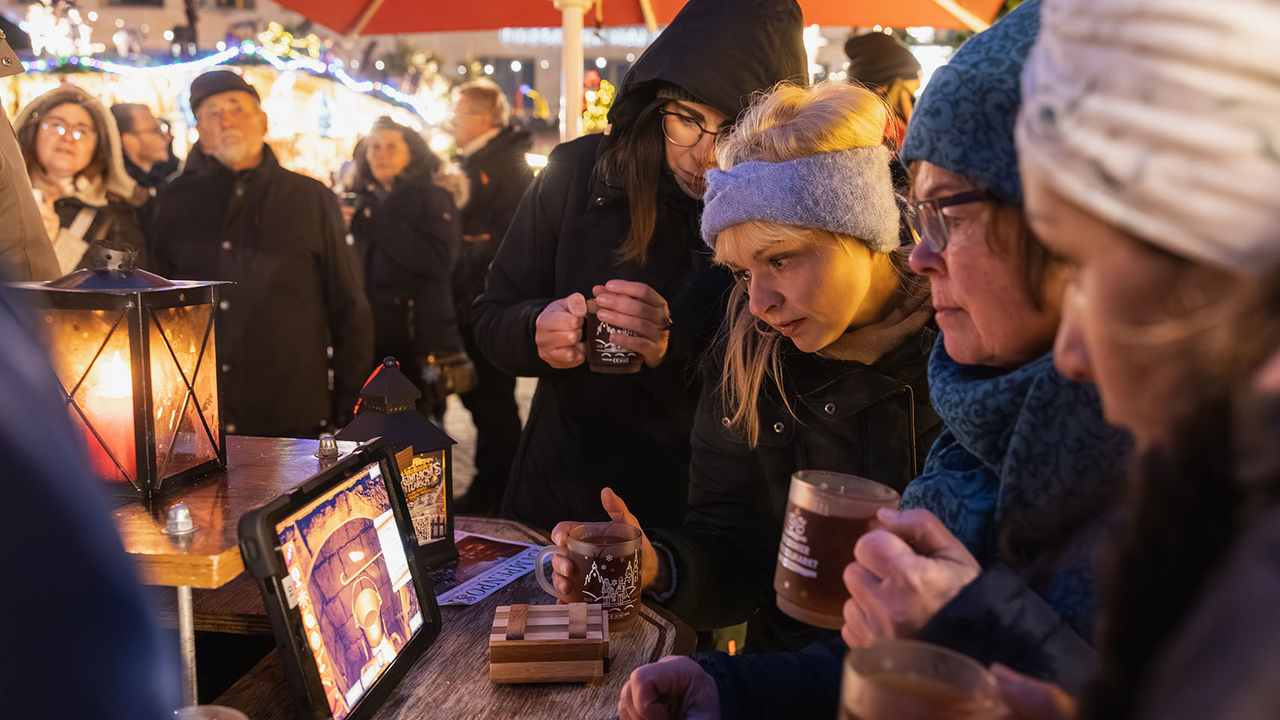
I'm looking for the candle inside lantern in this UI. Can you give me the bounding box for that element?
[83,350,136,482]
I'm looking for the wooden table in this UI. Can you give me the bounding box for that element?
[115,435,360,703]
[115,435,359,588]
[215,516,696,720]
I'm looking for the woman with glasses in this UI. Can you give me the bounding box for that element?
[15,86,148,274]
[471,0,807,532]
[615,4,1129,719]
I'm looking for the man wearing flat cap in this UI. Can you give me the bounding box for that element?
[147,70,373,438]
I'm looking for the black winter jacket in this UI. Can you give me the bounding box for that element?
[351,172,463,354]
[455,127,534,326]
[471,0,808,531]
[148,144,374,438]
[649,327,942,652]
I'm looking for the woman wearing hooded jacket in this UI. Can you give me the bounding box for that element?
[472,0,807,531]
[347,116,476,408]
[15,86,147,274]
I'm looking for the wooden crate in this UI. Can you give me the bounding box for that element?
[489,603,610,683]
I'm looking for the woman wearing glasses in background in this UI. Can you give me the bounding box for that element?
[471,0,807,532]
[15,86,147,274]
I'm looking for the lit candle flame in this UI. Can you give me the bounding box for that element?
[97,350,132,399]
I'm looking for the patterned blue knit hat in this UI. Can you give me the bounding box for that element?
[899,0,1042,205]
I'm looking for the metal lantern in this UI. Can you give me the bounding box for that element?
[7,247,226,502]
[335,357,458,565]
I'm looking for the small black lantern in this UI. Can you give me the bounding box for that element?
[7,247,227,502]
[335,357,458,565]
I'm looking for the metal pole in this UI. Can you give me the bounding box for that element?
[555,0,592,142]
[178,585,197,706]
[928,0,991,32]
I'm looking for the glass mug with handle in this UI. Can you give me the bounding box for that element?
[774,470,900,629]
[839,640,1004,720]
[535,521,643,628]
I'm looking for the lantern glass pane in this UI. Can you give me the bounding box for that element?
[150,304,219,480]
[42,308,137,484]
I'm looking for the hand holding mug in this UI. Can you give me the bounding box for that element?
[591,280,672,368]
[991,664,1078,720]
[618,655,721,720]
[536,505,645,628]
[535,292,588,369]
[841,508,981,648]
[549,488,659,596]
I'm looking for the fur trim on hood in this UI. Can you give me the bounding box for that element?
[14,85,145,207]
[433,163,469,209]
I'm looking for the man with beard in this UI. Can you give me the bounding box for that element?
[148,70,373,438]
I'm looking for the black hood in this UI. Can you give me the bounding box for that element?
[607,0,808,130]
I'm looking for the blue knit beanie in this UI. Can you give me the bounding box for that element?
[898,0,1042,205]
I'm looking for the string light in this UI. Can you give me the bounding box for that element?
[21,43,440,125]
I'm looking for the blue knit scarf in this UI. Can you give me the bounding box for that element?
[902,336,1130,632]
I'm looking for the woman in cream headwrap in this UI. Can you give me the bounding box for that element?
[998,0,1280,718]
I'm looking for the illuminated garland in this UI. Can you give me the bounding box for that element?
[18,42,443,125]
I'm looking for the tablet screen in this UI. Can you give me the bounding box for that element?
[275,460,425,720]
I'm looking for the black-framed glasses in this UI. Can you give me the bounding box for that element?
[659,110,729,147]
[907,190,991,253]
[39,120,96,142]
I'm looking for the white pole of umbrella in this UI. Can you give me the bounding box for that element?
[928,0,991,32]
[555,0,592,141]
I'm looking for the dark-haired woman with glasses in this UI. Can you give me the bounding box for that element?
[472,0,808,532]
[14,86,148,273]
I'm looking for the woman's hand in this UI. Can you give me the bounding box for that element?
[549,488,659,597]
[841,508,981,648]
[592,280,672,368]
[618,656,721,720]
[535,292,587,369]
[991,664,1078,720]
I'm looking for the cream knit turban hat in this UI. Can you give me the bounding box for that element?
[1017,0,1280,275]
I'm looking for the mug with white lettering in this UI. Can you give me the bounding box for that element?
[585,298,643,374]
[774,470,900,629]
[536,521,642,628]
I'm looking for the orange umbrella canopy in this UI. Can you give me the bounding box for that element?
[278,0,1005,35]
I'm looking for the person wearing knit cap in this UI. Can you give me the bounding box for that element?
[472,0,807,533]
[844,31,922,146]
[1002,1,1280,718]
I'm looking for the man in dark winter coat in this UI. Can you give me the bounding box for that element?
[149,70,373,438]
[471,0,808,532]
[111,103,175,193]
[446,80,534,515]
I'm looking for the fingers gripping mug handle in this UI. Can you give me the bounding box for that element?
[535,544,572,601]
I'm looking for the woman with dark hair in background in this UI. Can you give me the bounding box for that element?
[15,85,148,273]
[472,0,807,531]
[346,116,476,410]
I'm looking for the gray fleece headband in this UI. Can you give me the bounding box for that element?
[701,145,899,252]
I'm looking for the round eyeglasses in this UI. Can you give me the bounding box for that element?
[907,190,991,253]
[659,110,729,147]
[39,120,96,142]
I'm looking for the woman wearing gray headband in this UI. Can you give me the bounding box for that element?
[552,80,941,658]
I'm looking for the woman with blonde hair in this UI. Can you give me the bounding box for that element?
[548,79,942,654]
